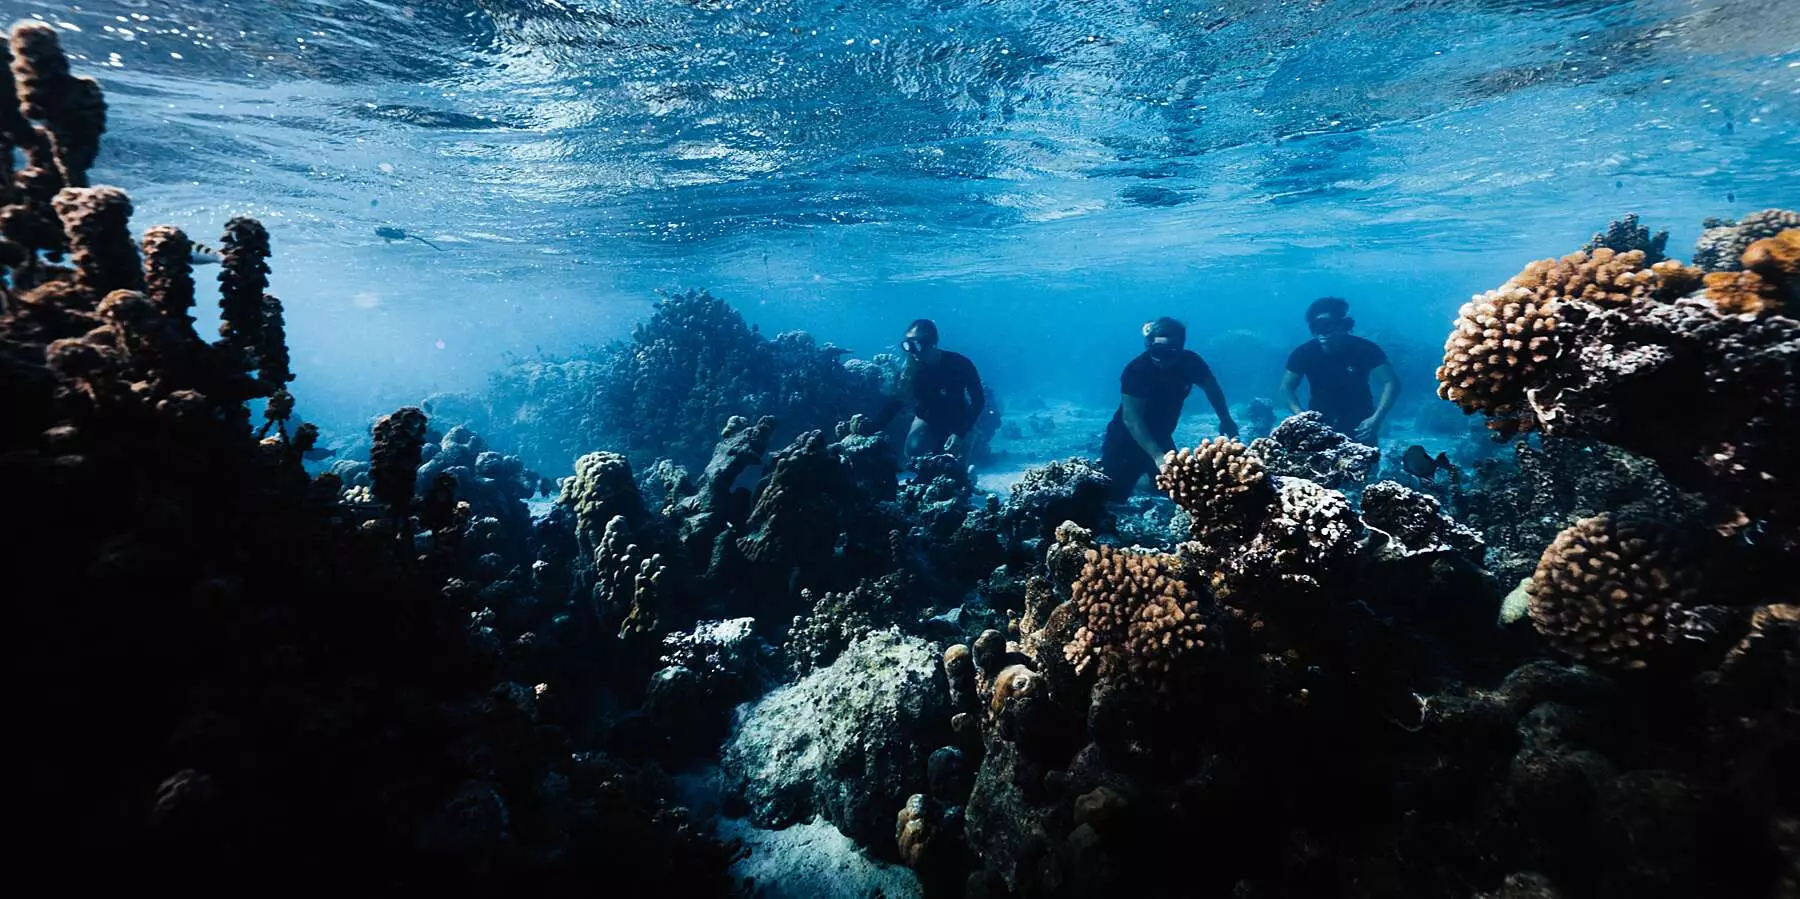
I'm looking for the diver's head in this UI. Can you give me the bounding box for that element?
[903,318,941,362]
[1143,317,1186,367]
[1305,297,1355,350]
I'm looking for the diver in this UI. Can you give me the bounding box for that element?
[871,319,986,461]
[1101,317,1238,501]
[1280,297,1398,443]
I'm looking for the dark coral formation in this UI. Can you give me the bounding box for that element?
[1583,213,1669,263]
[6,22,1796,899]
[1,28,742,893]
[1248,410,1381,489]
[1693,208,1800,272]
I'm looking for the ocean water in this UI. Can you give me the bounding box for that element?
[5,1,1800,896]
[20,0,1800,421]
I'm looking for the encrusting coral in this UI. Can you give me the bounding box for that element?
[1248,410,1380,490]
[1526,514,1703,670]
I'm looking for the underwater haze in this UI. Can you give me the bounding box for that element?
[18,0,1800,417]
[7,2,1800,897]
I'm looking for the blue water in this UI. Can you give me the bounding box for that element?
[13,0,1800,439]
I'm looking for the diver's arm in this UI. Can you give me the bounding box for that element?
[1121,394,1173,465]
[958,361,986,436]
[1371,362,1400,422]
[869,398,906,431]
[1279,369,1304,415]
[1198,371,1239,439]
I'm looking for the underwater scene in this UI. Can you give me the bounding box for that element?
[3,0,1798,895]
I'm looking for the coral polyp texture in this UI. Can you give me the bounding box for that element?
[1703,228,1800,315]
[1155,436,1273,526]
[1693,208,1800,272]
[1526,514,1703,669]
[1583,213,1669,263]
[1436,248,1701,435]
[1063,544,1208,690]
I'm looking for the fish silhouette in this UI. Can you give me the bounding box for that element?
[375,225,444,251]
[1402,444,1457,482]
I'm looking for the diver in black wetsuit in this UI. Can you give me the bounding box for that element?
[871,319,986,460]
[1100,317,1238,501]
[1279,297,1399,442]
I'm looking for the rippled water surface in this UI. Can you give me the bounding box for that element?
[10,0,1800,409]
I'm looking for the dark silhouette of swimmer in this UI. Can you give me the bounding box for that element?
[871,319,985,461]
[1101,317,1237,501]
[375,226,444,251]
[1280,297,1398,442]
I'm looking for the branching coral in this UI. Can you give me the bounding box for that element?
[1156,437,1274,532]
[1693,209,1800,272]
[1526,514,1703,669]
[1063,544,1209,691]
[1703,229,1800,315]
[1583,214,1668,264]
[1437,249,1702,436]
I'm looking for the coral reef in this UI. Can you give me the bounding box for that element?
[1525,514,1704,670]
[1703,228,1800,315]
[1154,436,1273,538]
[1248,410,1381,489]
[1436,247,1702,437]
[1360,480,1485,563]
[1583,213,1668,263]
[0,27,742,892]
[722,629,951,851]
[1693,208,1800,272]
[1063,545,1210,691]
[997,456,1113,549]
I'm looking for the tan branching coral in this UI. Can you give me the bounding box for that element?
[1156,437,1273,527]
[1436,249,1700,435]
[1063,545,1208,690]
[1526,514,1702,669]
[1693,209,1800,272]
[1704,229,1800,315]
[1509,248,1700,308]
[1436,284,1563,433]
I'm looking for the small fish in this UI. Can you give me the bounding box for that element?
[375,225,445,251]
[302,446,337,462]
[190,240,222,265]
[1402,444,1457,481]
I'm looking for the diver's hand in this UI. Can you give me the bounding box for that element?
[1354,416,1381,442]
[1219,417,1240,440]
